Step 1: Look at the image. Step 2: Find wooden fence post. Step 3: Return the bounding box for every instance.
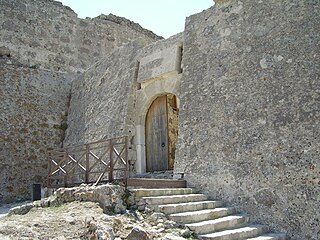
[64,151,68,187]
[47,151,51,187]
[47,136,129,188]
[109,139,114,182]
[125,136,129,183]
[85,144,90,183]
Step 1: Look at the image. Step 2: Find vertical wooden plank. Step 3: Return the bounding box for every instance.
[146,95,169,171]
[47,151,52,187]
[124,136,128,182]
[109,139,114,181]
[64,151,68,187]
[85,144,90,183]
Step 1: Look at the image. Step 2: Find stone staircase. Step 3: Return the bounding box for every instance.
[128,186,287,240]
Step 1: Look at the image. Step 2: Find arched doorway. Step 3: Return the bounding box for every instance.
[145,93,179,172]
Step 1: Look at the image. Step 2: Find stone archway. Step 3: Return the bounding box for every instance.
[129,63,182,174]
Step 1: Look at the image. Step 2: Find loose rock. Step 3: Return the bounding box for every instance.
[127,227,150,240]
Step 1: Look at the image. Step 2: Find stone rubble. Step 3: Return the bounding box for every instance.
[0,184,194,240]
[8,183,126,216]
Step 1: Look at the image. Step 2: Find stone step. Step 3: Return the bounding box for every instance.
[156,200,224,214]
[128,188,193,198]
[169,207,236,224]
[186,215,249,235]
[199,225,269,240]
[141,193,207,205]
[131,170,174,179]
[246,233,287,240]
[127,178,186,188]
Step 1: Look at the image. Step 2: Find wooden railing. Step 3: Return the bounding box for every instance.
[47,136,128,188]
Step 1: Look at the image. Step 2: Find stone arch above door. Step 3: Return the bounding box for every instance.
[133,74,181,173]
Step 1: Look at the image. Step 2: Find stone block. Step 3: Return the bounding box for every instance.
[0,46,10,57]
[137,44,180,82]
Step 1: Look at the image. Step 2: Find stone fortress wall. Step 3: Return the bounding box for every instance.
[174,1,319,239]
[0,0,319,239]
[0,0,161,203]
[65,1,319,239]
[65,32,184,174]
[66,1,319,239]
[0,60,75,203]
[0,0,161,72]
[64,38,149,146]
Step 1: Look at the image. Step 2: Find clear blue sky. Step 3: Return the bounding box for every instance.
[59,0,214,38]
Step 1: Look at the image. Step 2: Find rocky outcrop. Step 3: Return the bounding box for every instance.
[2,187,191,240]
[8,183,126,215]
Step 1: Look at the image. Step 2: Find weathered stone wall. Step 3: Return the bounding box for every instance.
[175,1,319,239]
[64,38,149,146]
[110,33,182,173]
[0,0,162,203]
[137,37,182,82]
[65,33,184,174]
[1,0,318,238]
[0,0,162,72]
[65,33,183,145]
[0,60,76,203]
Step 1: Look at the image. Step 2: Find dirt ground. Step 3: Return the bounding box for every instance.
[0,201,192,240]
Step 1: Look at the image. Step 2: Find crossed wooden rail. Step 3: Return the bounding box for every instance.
[47,136,128,188]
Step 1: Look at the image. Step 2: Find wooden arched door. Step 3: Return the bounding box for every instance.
[145,94,179,172]
[145,95,169,171]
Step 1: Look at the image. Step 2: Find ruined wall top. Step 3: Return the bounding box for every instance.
[0,0,162,73]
